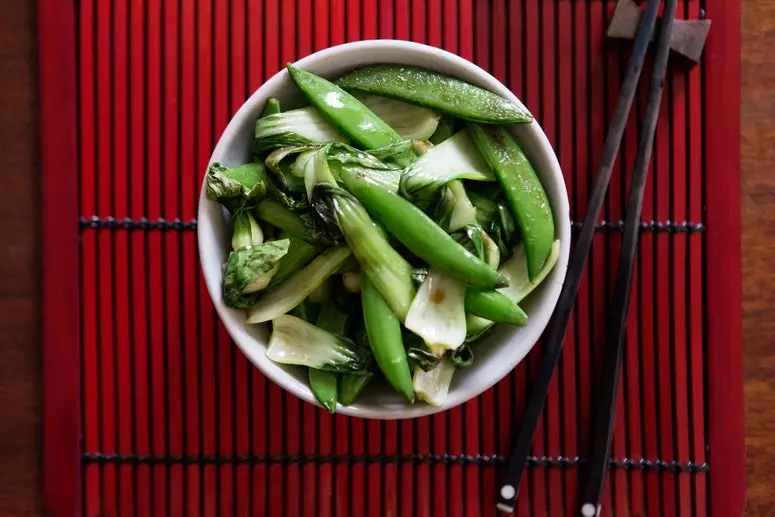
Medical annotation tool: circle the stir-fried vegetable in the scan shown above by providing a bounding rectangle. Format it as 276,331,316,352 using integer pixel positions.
405,269,467,354
288,64,402,150
231,210,264,250
254,106,347,153
246,246,351,323
356,93,441,141
336,65,533,123
207,64,560,410
266,315,373,372
222,239,290,309
413,356,456,406
400,130,494,201
206,161,268,211
335,163,507,289
312,185,416,321
362,276,414,402
469,124,555,279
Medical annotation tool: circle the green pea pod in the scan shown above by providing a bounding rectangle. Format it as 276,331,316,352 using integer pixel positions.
286,64,402,150
464,290,527,326
468,124,554,280
261,98,281,117
361,276,414,402
336,65,532,124
309,368,338,413
334,163,508,289
339,372,372,405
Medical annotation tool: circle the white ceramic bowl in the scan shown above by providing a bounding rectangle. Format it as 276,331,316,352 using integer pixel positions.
198,40,570,419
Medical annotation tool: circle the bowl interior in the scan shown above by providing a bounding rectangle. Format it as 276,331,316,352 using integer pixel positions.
198,40,570,419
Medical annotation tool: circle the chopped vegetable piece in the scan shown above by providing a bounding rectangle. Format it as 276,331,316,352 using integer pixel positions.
356,93,441,140
334,164,507,289
231,210,264,250
342,271,361,293
465,314,493,342
497,239,561,303
481,230,501,269
429,114,456,145
261,97,281,117
302,146,338,201
316,302,351,336
246,246,351,323
266,314,373,372
265,146,318,192
205,161,268,209
366,140,431,168
339,372,372,405
254,106,347,154
464,290,527,326
268,236,320,287
452,345,474,367
434,180,478,233
362,276,415,402
312,185,416,321
413,356,456,406
253,199,323,244
336,65,532,124
400,130,494,200
309,369,338,413
326,144,402,193
222,239,290,309
287,64,402,150
405,269,467,354
468,124,554,280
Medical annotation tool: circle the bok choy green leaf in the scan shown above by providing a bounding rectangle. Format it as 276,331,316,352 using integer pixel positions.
205,161,268,211
222,239,290,309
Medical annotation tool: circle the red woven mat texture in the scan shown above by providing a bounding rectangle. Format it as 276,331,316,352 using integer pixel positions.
73,0,712,515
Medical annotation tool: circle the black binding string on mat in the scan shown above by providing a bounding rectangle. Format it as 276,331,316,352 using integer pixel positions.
81,452,710,472
78,216,706,233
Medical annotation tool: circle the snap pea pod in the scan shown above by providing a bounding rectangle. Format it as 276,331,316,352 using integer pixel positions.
286,65,402,150
339,372,372,405
336,65,532,124
468,124,554,280
362,276,414,402
333,163,507,289
464,290,527,326
261,97,281,117
308,369,338,413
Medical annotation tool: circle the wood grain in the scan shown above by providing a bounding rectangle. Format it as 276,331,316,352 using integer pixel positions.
0,0,770,515
0,1,43,516
742,0,775,515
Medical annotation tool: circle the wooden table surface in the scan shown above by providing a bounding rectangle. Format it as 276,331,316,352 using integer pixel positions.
1,1,771,515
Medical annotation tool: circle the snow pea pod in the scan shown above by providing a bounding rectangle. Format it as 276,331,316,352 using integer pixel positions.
336,65,532,124
464,290,527,326
333,162,508,290
468,123,554,280
362,276,414,402
286,64,402,150
308,369,338,413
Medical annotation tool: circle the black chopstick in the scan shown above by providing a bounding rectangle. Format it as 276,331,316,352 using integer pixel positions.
495,0,662,512
578,2,677,516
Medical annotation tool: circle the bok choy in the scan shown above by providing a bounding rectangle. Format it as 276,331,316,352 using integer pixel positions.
254,107,348,154
266,315,373,372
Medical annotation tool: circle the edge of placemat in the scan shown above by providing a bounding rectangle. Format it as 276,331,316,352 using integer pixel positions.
40,0,81,516
705,0,744,515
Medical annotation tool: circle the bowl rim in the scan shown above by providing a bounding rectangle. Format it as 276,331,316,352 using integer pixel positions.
198,39,571,419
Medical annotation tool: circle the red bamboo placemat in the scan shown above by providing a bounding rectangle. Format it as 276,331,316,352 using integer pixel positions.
40,0,743,515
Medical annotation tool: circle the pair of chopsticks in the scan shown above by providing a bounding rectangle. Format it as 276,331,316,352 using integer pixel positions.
496,0,677,514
